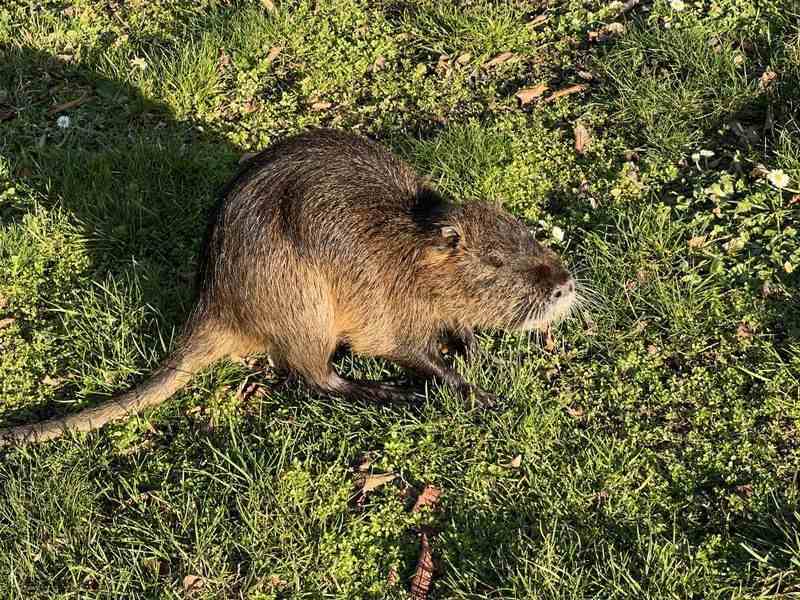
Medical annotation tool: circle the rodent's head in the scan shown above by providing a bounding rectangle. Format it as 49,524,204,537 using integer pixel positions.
427,201,576,331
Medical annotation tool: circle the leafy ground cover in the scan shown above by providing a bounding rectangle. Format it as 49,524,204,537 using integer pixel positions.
1,0,799,597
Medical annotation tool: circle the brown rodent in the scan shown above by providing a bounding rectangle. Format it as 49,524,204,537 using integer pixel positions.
0,128,576,445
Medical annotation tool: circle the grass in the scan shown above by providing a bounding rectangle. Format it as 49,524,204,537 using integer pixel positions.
1,0,799,597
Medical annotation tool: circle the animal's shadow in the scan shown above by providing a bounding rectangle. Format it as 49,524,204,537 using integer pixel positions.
1,46,244,424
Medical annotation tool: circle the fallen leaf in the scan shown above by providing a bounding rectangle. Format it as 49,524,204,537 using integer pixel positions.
515,83,548,105
218,49,232,69
527,14,548,29
647,344,659,355
373,55,386,71
0,317,16,330
387,566,399,585
606,22,625,36
760,69,778,90
588,22,625,42
267,575,287,589
688,236,706,248
567,406,585,418
242,98,258,114
544,84,588,102
412,485,441,512
455,52,472,65
310,100,332,111
239,152,258,164
410,531,434,600
47,94,90,114
484,51,515,68
577,70,594,80
260,0,276,11
360,472,397,493
735,483,754,498
502,454,522,468
544,327,556,352
736,321,754,340
182,574,204,596
41,375,64,386
574,122,591,154
266,46,282,65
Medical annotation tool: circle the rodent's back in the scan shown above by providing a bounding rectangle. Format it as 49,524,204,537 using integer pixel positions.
196,129,449,341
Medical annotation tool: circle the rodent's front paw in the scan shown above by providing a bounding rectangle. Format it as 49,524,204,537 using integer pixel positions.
470,388,502,411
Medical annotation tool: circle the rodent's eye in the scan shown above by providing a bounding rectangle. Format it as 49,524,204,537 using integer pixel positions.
484,254,504,268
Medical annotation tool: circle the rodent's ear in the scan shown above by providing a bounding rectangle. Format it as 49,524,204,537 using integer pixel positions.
440,225,461,249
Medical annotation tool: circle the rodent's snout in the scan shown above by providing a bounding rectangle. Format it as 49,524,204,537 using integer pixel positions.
550,278,575,302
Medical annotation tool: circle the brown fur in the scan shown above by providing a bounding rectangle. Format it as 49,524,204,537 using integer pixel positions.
0,128,575,445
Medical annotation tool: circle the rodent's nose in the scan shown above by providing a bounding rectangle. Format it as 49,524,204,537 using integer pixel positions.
550,278,575,302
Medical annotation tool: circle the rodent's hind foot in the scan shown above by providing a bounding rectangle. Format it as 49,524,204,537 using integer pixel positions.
317,372,426,406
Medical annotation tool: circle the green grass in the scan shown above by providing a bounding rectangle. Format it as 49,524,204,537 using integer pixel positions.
1,0,799,597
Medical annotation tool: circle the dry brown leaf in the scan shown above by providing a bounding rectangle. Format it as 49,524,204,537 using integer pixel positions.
0,294,7,310
506,454,522,468
412,485,441,512
48,94,90,114
373,55,386,71
735,483,754,498
218,49,231,69
361,472,397,493
760,69,778,89
239,152,258,164
266,46,282,64
410,532,434,600
688,236,706,249
577,70,594,80
567,406,585,418
267,575,287,589
545,84,588,102
387,566,399,585
527,14,548,29
515,83,549,105
310,100,332,111
574,122,591,154
242,98,258,114
455,52,472,65
647,344,659,355
484,51,515,68
182,574,204,596
0,317,16,330
544,327,556,352
737,321,754,340
260,0,276,11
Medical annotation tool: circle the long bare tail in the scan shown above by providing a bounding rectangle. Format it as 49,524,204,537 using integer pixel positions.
0,324,234,446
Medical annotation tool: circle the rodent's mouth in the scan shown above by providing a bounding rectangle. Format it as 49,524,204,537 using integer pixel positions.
517,281,578,331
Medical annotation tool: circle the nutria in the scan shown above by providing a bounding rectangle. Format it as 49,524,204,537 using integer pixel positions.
0,128,576,445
